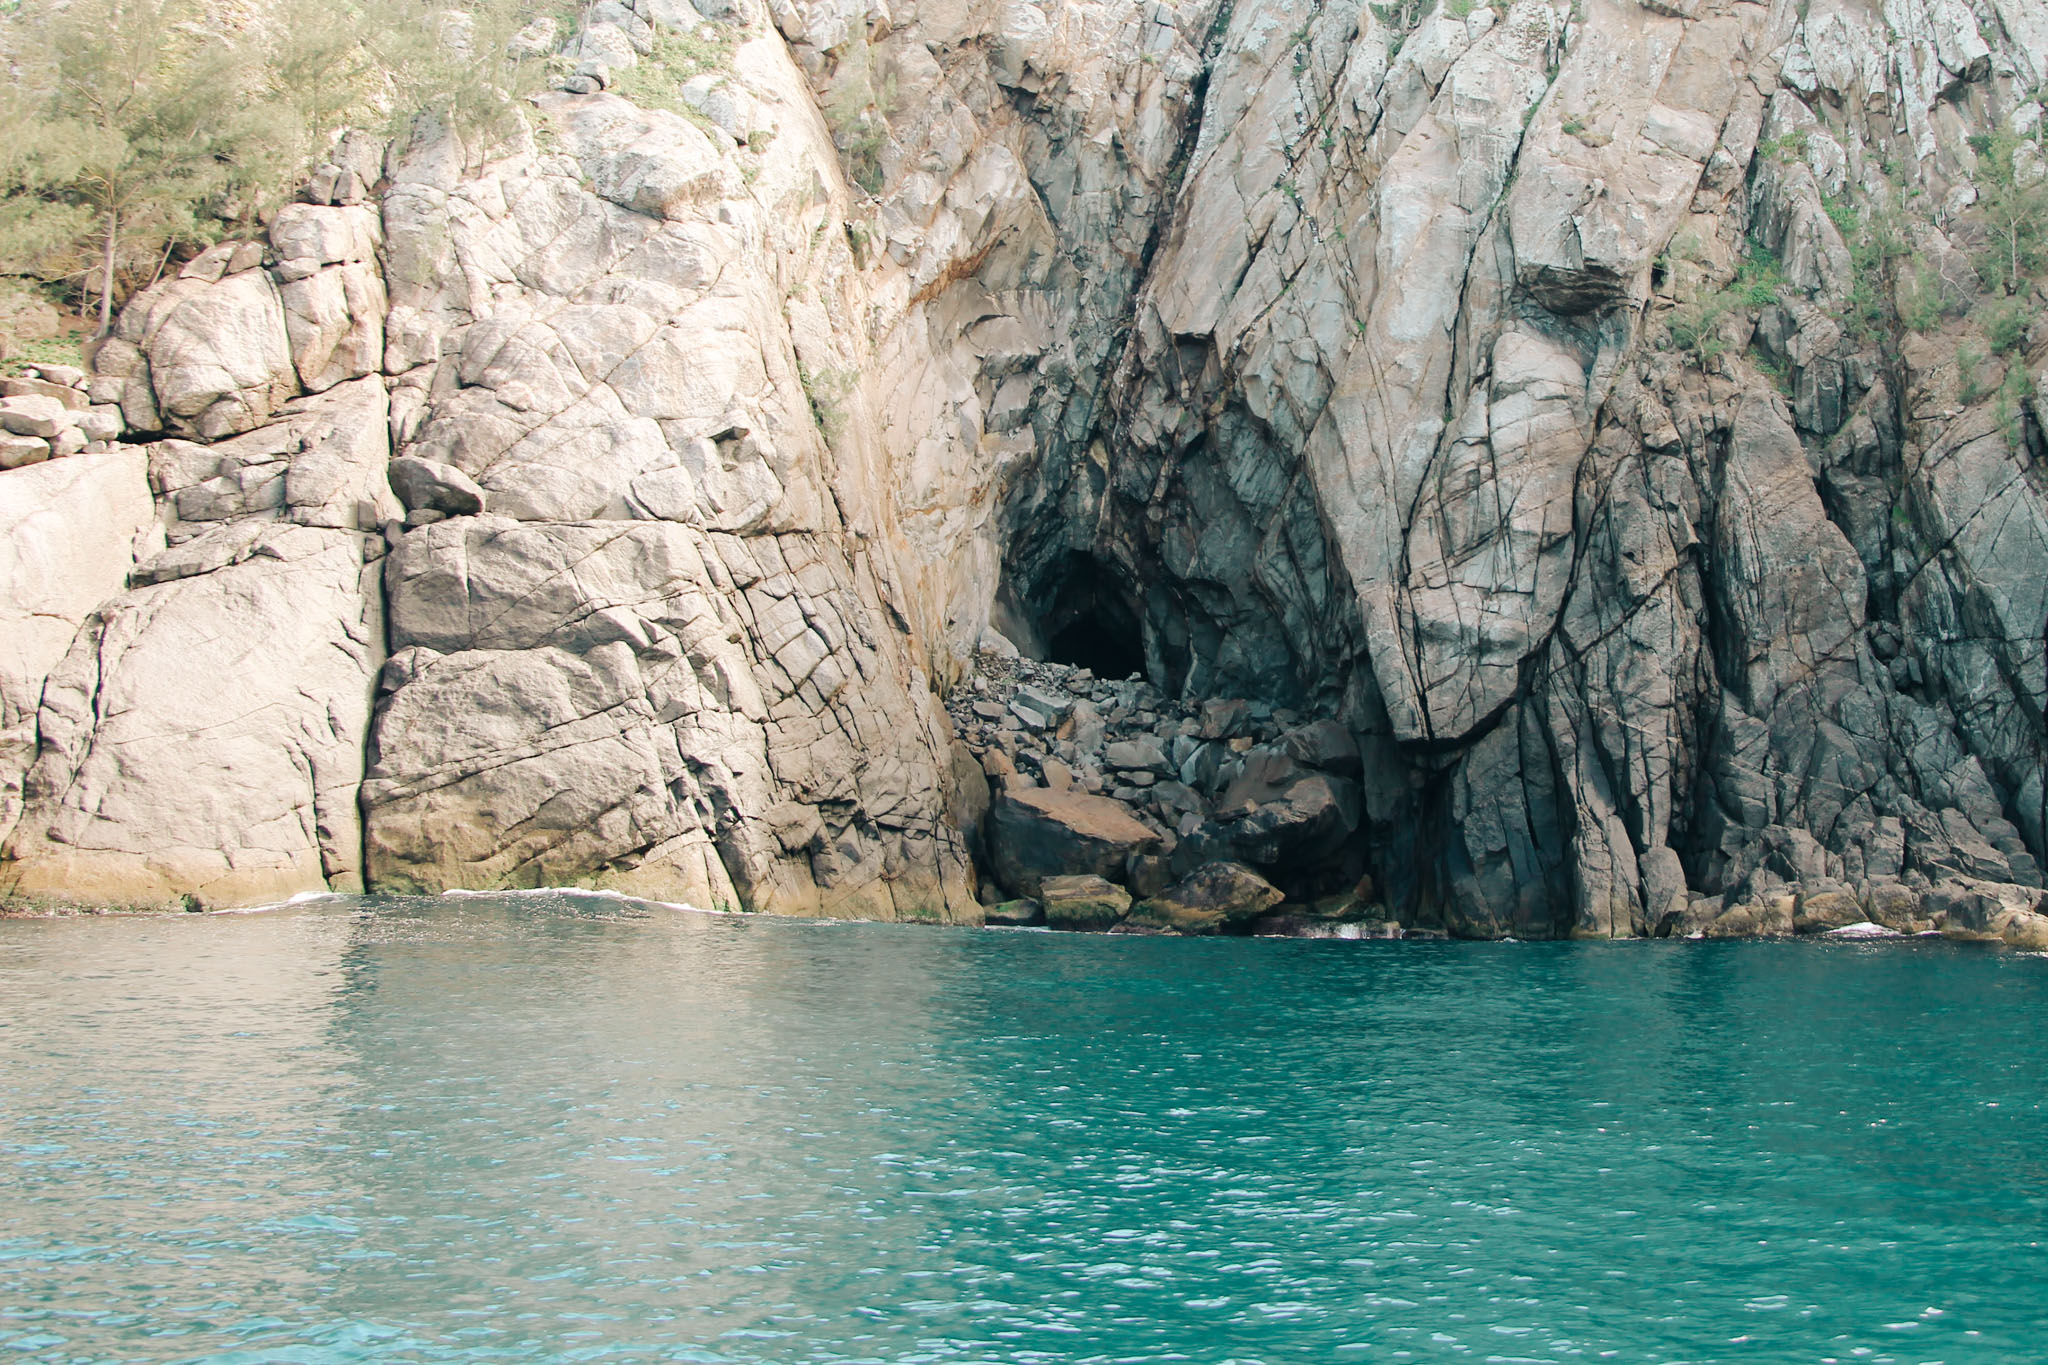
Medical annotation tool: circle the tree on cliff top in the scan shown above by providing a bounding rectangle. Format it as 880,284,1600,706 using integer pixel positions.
0,0,549,338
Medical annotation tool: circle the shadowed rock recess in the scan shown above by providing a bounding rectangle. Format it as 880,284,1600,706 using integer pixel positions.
7,0,2048,942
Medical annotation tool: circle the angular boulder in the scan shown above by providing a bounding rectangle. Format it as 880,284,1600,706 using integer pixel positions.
1793,889,1867,934
1126,861,1283,935
984,897,1043,926
388,455,487,516
1039,874,1130,931
986,785,1160,897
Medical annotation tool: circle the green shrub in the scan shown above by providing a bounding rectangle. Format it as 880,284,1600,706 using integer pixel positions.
1957,341,1990,404
610,25,741,119
1983,297,2031,353
1964,132,2048,297
1997,357,2036,443
0,330,85,377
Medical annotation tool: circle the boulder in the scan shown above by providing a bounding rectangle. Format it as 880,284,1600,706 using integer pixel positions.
1701,897,1796,937
986,785,1160,897
1793,889,1867,934
0,395,73,439
1197,698,1251,740
985,897,1044,926
1104,736,1171,773
1865,882,1933,933
1216,773,1362,865
1039,874,1130,931
1126,860,1283,934
26,363,86,388
388,455,487,516
1010,684,1071,728
0,434,50,469
279,262,387,393
0,376,87,410
123,270,298,437
1278,719,1361,775
1933,881,2043,941
2002,911,2048,951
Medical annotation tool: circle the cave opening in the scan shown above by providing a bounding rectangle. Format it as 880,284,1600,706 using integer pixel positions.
1036,554,1147,680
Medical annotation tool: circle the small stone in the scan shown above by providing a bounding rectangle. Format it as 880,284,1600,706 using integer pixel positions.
404,507,447,527
51,426,87,457
972,700,1006,720
1105,736,1171,772
26,363,86,388
1041,758,1073,792
78,408,123,442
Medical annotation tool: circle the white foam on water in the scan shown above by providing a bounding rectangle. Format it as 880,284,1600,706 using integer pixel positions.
210,890,348,916
438,885,724,916
1823,921,1902,938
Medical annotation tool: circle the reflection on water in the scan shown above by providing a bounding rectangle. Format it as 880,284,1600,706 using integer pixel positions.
2,895,2046,1362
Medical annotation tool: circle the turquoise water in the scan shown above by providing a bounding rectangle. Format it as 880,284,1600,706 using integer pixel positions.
2,897,2045,1363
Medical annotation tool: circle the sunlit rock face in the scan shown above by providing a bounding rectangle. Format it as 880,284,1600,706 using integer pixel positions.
6,0,2048,939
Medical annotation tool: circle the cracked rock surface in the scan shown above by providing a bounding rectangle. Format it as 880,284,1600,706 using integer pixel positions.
3,0,2048,942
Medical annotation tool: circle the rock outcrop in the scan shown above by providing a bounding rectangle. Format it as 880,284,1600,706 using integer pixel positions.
5,0,2048,940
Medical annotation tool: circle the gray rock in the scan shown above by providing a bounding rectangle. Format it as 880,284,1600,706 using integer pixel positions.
388,455,487,516
1104,737,1171,773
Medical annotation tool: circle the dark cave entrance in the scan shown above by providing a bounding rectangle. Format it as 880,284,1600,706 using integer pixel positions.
1036,554,1146,680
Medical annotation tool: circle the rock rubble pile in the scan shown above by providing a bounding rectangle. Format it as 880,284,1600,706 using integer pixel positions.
0,366,124,470
944,636,1404,938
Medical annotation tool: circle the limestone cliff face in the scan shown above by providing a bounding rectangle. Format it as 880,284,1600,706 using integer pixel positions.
3,0,2047,938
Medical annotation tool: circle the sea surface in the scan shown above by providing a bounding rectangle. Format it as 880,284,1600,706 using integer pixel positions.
1,894,2044,1364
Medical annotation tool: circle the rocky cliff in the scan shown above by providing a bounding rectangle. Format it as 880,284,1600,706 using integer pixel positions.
4,0,2048,942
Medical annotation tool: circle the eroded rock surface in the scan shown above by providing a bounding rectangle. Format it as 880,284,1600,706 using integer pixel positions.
6,0,2048,939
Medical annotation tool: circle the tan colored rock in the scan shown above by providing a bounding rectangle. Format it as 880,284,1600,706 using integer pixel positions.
986,786,1160,898
1040,874,1131,931
1,526,382,908
0,452,157,847
1702,898,1796,938
1126,860,1282,935
1794,889,1868,934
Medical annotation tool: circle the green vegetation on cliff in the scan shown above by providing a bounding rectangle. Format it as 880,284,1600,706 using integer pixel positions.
0,0,547,343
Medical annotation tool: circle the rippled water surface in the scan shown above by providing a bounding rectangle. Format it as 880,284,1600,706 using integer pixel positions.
3,896,2046,1363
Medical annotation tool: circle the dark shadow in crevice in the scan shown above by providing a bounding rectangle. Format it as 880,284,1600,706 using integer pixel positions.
1035,553,1147,681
